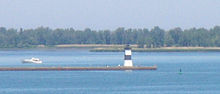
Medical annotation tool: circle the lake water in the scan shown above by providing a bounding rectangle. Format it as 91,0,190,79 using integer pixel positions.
0,48,220,94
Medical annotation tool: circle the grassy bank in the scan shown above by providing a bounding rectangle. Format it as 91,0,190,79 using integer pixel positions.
55,44,138,48
2,44,220,52
90,47,220,52
0,44,136,50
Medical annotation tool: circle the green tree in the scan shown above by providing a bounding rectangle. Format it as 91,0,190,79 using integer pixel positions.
164,32,174,47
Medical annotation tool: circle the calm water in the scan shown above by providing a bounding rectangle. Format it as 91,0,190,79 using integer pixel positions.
0,49,220,94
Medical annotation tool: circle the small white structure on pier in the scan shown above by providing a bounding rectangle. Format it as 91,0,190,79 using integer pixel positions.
124,45,133,67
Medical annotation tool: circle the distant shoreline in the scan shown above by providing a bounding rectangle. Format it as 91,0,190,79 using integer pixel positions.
1,44,220,52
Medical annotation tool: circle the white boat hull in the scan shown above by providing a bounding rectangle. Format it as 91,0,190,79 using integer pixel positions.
22,59,42,64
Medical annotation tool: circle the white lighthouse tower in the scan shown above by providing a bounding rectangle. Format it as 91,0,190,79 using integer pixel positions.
124,45,133,67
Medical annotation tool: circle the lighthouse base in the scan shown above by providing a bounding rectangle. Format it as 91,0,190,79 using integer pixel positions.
124,60,133,67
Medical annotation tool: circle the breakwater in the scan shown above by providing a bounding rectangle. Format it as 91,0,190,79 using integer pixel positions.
0,66,157,71
90,47,220,52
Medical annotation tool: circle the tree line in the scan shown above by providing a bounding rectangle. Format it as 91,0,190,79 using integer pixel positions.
0,26,220,48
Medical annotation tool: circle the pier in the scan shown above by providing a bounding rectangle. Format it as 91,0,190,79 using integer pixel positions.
0,66,157,71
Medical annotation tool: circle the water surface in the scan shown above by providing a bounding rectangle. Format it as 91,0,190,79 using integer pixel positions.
0,49,220,94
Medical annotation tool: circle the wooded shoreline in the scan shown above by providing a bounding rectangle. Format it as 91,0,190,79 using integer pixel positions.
1,26,220,48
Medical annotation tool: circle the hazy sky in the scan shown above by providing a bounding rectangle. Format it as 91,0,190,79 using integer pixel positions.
0,0,220,30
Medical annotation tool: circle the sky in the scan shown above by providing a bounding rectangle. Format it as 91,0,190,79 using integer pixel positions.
0,0,220,30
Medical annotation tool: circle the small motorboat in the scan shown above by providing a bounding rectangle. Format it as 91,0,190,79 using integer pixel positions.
22,58,43,64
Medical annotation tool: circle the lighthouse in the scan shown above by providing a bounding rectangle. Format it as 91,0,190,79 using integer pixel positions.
124,45,133,67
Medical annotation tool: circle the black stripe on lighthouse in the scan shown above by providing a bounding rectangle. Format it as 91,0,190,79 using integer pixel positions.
124,55,131,60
